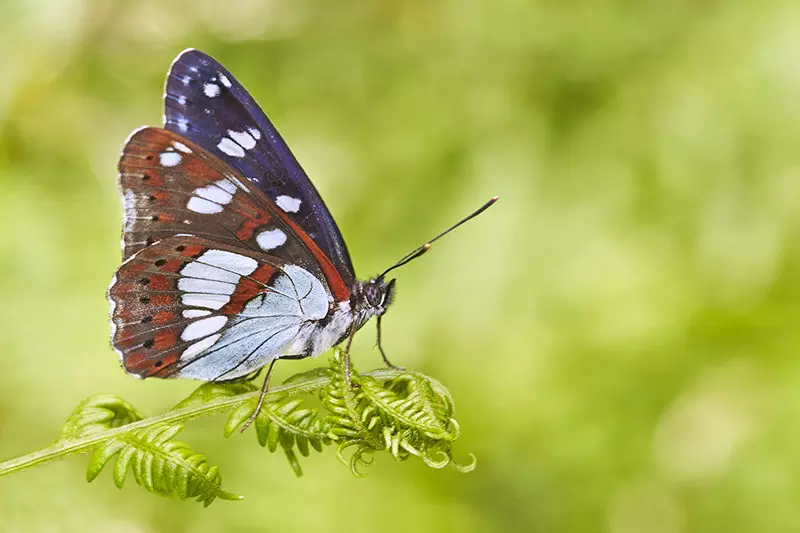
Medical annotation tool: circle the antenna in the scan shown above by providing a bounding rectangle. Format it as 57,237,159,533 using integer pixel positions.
379,195,499,279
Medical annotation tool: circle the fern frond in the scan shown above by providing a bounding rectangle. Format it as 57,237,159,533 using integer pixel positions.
360,374,455,439
59,394,143,441
87,423,241,506
225,392,328,477
320,351,476,473
172,381,258,410
320,353,387,476
0,348,475,504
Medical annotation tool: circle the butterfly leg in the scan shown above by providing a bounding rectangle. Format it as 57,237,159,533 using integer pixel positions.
344,325,359,388
376,315,404,370
240,357,278,433
239,354,309,432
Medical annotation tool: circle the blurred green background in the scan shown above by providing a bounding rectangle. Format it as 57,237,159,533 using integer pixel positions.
2,0,800,532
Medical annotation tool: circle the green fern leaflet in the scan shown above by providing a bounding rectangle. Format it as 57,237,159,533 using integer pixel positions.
0,349,474,506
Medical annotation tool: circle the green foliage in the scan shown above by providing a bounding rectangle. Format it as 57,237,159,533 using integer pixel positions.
86,423,240,506
224,389,328,478
321,352,475,476
59,394,143,441
0,350,473,506
62,394,240,506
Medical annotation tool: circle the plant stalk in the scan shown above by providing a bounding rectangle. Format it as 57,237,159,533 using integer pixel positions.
0,367,408,479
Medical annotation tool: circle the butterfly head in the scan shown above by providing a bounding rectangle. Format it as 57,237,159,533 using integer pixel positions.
358,276,396,316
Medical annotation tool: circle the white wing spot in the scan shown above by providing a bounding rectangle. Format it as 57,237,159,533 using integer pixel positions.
159,152,182,167
181,262,241,284
217,137,245,157
181,333,222,360
203,83,220,98
183,309,212,318
228,129,257,150
256,229,287,251
123,190,136,231
198,249,258,275
187,197,224,214
108,274,119,341
219,73,232,88
123,189,136,210
248,127,262,140
178,277,236,295
275,195,301,213
215,179,237,194
181,316,228,341
177,95,187,105
176,118,189,132
181,294,230,310
173,141,192,153
195,183,233,205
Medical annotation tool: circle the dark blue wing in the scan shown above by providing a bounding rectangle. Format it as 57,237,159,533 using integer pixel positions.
163,49,355,285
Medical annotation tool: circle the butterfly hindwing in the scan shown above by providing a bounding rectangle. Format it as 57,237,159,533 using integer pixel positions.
109,236,332,380
163,49,356,285
118,126,350,302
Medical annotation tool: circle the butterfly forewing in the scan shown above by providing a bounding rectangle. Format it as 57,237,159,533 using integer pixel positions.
109,236,331,380
118,127,349,302
163,49,356,285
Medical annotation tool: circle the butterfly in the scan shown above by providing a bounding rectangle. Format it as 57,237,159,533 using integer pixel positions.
108,49,497,430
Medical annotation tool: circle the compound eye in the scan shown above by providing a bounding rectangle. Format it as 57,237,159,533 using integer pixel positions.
365,283,382,307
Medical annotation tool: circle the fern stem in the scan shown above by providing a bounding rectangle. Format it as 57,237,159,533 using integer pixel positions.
0,368,411,479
